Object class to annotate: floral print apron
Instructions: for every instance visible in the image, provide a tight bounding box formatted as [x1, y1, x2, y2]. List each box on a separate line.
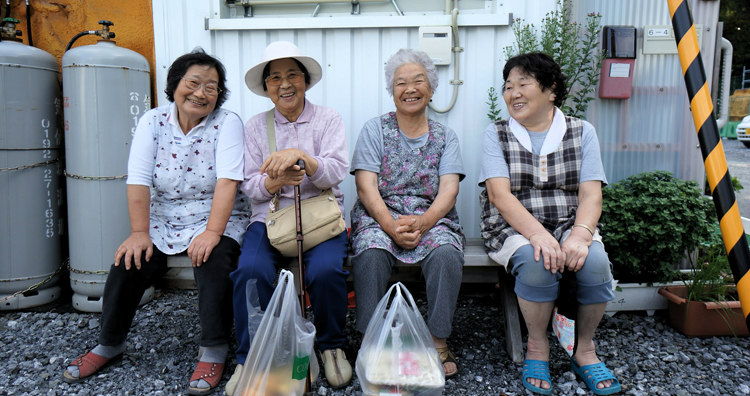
[149, 108, 251, 254]
[350, 112, 464, 263]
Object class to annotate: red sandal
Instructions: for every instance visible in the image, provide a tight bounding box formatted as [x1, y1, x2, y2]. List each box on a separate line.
[62, 350, 122, 383]
[188, 361, 225, 395]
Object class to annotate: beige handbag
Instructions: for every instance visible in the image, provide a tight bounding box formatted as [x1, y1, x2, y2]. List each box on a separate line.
[264, 110, 346, 257]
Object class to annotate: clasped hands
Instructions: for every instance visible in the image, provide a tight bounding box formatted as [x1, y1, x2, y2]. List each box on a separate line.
[388, 214, 428, 250]
[529, 230, 591, 273]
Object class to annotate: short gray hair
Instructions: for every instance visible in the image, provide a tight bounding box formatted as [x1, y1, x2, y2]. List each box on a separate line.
[384, 48, 438, 95]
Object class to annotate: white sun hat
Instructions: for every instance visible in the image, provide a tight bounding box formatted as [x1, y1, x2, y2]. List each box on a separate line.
[244, 41, 323, 97]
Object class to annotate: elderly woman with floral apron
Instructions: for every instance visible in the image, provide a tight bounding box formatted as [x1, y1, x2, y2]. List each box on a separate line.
[350, 48, 465, 378]
[62, 50, 251, 396]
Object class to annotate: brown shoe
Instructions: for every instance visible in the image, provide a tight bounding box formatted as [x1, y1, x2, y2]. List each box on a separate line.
[62, 350, 122, 383]
[436, 346, 458, 378]
[320, 348, 352, 388]
[187, 361, 224, 395]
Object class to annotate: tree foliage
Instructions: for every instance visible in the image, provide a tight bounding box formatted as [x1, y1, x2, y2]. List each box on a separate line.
[487, 0, 604, 121]
[720, 0, 750, 90]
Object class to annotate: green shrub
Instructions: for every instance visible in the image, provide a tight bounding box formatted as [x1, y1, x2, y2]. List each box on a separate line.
[600, 170, 716, 283]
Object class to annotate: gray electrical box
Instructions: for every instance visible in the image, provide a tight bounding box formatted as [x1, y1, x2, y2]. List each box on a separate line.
[643, 24, 703, 55]
[418, 26, 453, 65]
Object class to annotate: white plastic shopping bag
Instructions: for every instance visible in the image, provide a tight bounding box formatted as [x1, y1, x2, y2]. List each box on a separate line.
[356, 282, 445, 396]
[235, 269, 319, 396]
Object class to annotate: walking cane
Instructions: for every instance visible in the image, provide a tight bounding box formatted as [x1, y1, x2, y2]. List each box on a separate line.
[293, 159, 315, 395]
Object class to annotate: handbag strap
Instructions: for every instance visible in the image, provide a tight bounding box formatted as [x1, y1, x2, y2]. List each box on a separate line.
[266, 109, 280, 211]
[266, 109, 276, 153]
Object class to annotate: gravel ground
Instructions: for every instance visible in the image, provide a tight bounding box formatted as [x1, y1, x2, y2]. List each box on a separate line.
[2, 284, 750, 396]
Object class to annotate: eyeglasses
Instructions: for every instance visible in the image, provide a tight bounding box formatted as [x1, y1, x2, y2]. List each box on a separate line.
[182, 78, 222, 96]
[265, 71, 305, 87]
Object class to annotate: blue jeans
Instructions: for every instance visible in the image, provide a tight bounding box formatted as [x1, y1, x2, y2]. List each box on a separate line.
[231, 221, 349, 365]
[509, 241, 614, 305]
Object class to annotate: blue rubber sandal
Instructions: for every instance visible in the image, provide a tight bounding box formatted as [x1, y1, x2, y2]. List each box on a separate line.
[571, 357, 621, 395]
[521, 359, 552, 395]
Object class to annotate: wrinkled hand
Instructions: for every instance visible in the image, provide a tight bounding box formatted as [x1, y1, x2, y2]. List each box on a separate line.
[561, 234, 590, 272]
[260, 149, 304, 179]
[389, 215, 425, 250]
[268, 167, 305, 188]
[187, 230, 221, 267]
[395, 215, 429, 235]
[528, 231, 564, 273]
[114, 231, 153, 270]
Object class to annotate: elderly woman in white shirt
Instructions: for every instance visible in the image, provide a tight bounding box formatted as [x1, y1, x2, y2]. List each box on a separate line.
[62, 49, 250, 396]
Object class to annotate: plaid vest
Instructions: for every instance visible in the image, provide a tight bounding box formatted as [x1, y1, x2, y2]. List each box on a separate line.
[480, 117, 583, 252]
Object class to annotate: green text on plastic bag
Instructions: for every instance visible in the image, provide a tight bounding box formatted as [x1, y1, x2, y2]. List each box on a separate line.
[292, 354, 310, 380]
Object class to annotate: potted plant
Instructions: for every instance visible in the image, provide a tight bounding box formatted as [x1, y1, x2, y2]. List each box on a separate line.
[599, 171, 716, 315]
[658, 230, 750, 337]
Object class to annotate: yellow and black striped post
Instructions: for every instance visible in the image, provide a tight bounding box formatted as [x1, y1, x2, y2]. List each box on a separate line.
[668, 0, 750, 329]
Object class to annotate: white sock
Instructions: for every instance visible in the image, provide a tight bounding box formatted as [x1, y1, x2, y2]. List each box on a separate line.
[66, 343, 125, 378]
[190, 344, 228, 389]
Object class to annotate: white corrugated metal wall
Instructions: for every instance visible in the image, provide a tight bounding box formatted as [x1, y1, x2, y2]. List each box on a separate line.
[151, 0, 723, 238]
[152, 0, 557, 238]
[573, 0, 720, 185]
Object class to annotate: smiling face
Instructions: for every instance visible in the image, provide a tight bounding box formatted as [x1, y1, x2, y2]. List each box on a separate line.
[174, 64, 219, 132]
[392, 63, 433, 117]
[503, 66, 557, 131]
[267, 58, 307, 122]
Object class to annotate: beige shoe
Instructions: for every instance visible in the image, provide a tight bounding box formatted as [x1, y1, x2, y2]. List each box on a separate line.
[320, 348, 352, 388]
[224, 364, 242, 396]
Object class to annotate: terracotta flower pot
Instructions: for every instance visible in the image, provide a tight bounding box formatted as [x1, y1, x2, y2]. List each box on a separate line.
[657, 285, 749, 337]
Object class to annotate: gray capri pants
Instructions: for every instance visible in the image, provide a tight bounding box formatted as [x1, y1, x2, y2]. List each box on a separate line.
[509, 241, 614, 305]
[352, 245, 464, 338]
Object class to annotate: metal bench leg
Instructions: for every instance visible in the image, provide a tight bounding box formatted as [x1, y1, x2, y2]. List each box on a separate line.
[499, 268, 524, 363]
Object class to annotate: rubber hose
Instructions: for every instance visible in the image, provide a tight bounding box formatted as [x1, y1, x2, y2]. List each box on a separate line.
[25, 2, 31, 46]
[65, 31, 93, 52]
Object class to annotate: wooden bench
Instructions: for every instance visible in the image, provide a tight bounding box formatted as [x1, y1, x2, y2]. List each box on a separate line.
[164, 239, 525, 363]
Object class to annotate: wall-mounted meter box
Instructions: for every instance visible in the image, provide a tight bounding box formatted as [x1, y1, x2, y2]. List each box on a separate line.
[599, 26, 637, 99]
[603, 26, 637, 58]
[642, 25, 703, 55]
[418, 26, 452, 65]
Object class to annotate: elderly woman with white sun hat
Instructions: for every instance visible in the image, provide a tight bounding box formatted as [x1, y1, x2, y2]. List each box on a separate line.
[226, 41, 351, 395]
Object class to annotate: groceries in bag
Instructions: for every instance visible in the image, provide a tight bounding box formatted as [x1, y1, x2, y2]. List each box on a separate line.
[356, 282, 445, 396]
[235, 270, 319, 396]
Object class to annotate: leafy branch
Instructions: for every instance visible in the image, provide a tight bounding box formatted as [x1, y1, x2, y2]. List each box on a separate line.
[489, 0, 604, 120]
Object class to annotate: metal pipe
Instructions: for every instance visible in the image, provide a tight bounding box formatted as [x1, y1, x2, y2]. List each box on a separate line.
[715, 37, 732, 130]
[25, 0, 32, 47]
[390, 0, 403, 16]
[242, 0, 382, 5]
[428, 7, 462, 114]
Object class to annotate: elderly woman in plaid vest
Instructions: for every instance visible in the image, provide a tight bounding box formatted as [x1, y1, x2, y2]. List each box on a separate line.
[479, 52, 620, 396]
